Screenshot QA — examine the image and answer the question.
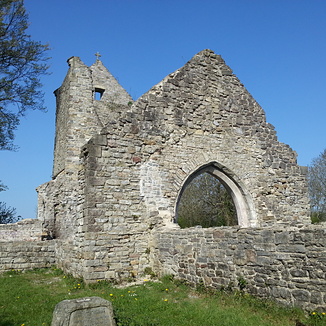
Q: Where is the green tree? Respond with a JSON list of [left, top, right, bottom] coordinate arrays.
[[0, 182, 18, 224], [0, 0, 49, 150], [308, 149, 326, 223], [176, 172, 237, 228], [0, 201, 17, 223]]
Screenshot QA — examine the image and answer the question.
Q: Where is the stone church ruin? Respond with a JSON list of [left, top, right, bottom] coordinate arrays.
[[0, 50, 325, 311]]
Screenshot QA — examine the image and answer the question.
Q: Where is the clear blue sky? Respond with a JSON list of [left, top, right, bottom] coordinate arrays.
[[1, 0, 325, 219]]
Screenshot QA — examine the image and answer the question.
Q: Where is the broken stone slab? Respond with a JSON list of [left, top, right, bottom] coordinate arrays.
[[51, 296, 116, 326]]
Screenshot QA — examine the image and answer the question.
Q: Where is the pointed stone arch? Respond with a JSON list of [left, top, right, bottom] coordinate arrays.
[[175, 162, 257, 228]]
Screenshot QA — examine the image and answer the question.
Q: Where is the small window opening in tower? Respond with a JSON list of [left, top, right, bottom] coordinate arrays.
[[176, 172, 237, 228], [94, 88, 105, 100]]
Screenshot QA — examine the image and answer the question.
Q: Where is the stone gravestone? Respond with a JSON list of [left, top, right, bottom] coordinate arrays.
[[51, 296, 116, 326]]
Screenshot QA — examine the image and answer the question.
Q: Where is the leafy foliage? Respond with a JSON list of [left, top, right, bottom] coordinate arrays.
[[308, 149, 326, 223], [177, 172, 237, 228], [0, 0, 49, 150], [0, 200, 18, 223], [0, 180, 18, 224]]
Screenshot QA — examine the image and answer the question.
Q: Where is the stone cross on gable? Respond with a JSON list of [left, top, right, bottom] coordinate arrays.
[[95, 52, 101, 61]]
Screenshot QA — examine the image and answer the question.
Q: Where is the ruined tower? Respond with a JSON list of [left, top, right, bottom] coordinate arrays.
[[53, 56, 133, 178], [38, 56, 133, 239]]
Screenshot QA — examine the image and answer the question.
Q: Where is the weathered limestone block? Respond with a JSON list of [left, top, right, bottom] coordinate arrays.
[[51, 297, 116, 326]]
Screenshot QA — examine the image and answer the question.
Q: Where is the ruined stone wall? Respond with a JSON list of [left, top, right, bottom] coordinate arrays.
[[79, 49, 309, 235], [35, 167, 87, 279], [74, 132, 152, 281], [63, 49, 311, 282], [36, 172, 80, 240], [0, 219, 43, 241], [0, 240, 56, 272], [123, 49, 309, 226], [152, 224, 326, 311]]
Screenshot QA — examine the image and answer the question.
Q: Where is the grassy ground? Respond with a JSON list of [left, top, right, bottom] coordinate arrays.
[[0, 268, 325, 326]]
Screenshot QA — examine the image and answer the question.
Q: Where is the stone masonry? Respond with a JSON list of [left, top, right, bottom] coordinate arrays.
[[0, 50, 324, 311], [152, 224, 326, 311]]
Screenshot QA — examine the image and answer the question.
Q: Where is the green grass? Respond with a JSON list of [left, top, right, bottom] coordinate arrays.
[[0, 268, 325, 326]]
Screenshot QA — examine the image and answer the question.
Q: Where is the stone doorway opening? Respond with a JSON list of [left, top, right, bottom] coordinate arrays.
[[175, 162, 256, 228]]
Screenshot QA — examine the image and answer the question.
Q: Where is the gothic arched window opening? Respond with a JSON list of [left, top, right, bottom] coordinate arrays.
[[176, 172, 238, 228]]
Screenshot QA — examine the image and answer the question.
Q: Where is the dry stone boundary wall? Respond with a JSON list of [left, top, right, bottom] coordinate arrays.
[[152, 223, 326, 311], [0, 240, 56, 272]]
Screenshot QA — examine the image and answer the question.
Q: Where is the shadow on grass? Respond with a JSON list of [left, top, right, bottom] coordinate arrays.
[[0, 320, 15, 326]]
